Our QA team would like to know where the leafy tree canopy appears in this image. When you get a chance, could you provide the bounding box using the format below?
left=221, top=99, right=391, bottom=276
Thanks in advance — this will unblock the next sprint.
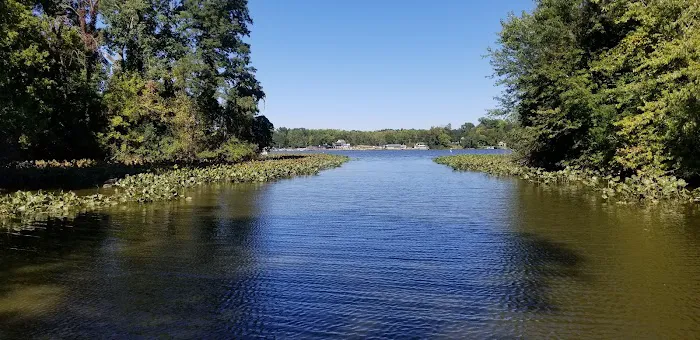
left=0, top=0, right=271, bottom=163
left=490, top=0, right=700, bottom=181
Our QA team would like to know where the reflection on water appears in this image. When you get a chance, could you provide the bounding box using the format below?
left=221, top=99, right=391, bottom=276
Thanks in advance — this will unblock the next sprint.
left=1, top=150, right=700, bottom=338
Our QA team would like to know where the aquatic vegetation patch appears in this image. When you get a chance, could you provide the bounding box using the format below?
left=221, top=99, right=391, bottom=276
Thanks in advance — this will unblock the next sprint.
left=0, top=154, right=348, bottom=228
left=0, top=160, right=158, bottom=191
left=435, top=154, right=699, bottom=204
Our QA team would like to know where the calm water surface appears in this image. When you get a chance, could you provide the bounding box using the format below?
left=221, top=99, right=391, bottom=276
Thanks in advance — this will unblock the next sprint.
left=2, top=150, right=700, bottom=338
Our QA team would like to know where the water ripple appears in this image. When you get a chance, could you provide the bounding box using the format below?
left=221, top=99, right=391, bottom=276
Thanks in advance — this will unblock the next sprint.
left=1, top=150, right=700, bottom=338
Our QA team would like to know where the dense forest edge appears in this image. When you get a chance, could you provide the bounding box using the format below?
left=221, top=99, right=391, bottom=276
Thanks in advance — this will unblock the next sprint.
left=271, top=118, right=513, bottom=150
left=437, top=0, right=700, bottom=203
left=485, top=0, right=700, bottom=187
left=1, top=0, right=273, bottom=165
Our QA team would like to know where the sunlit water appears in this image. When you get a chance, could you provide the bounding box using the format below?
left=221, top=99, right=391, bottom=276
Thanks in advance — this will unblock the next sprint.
left=2, top=150, right=700, bottom=338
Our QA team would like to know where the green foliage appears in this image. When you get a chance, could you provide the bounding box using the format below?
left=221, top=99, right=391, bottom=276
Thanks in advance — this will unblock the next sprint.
left=0, top=154, right=349, bottom=228
left=598, top=0, right=700, bottom=179
left=459, top=118, right=515, bottom=148
left=435, top=154, right=522, bottom=176
left=0, top=0, right=270, bottom=164
left=251, top=115, right=275, bottom=151
left=100, top=72, right=204, bottom=163
left=0, top=0, right=103, bottom=162
left=196, top=139, right=257, bottom=164
left=435, top=154, right=698, bottom=204
left=491, top=0, right=700, bottom=183
left=272, top=119, right=513, bottom=149
left=437, top=132, right=452, bottom=148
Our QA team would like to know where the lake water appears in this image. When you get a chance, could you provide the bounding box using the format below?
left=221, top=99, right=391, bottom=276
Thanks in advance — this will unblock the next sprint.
left=2, top=150, right=700, bottom=338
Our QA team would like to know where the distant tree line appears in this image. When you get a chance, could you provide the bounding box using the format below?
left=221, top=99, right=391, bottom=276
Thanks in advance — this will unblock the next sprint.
left=491, top=0, right=700, bottom=181
left=272, top=118, right=514, bottom=149
left=0, top=0, right=272, bottom=164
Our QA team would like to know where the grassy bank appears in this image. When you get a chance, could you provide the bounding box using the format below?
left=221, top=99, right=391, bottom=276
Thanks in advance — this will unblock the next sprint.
left=435, top=154, right=699, bottom=204
left=0, top=154, right=348, bottom=229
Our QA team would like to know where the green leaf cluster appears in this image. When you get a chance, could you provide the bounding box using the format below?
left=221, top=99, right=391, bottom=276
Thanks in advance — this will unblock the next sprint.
left=491, top=0, right=700, bottom=182
left=0, top=0, right=273, bottom=164
left=436, top=154, right=698, bottom=203
left=0, top=154, right=349, bottom=228
left=0, top=0, right=103, bottom=161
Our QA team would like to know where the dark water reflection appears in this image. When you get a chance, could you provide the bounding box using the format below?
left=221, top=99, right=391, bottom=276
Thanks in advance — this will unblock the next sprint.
left=1, top=150, right=700, bottom=338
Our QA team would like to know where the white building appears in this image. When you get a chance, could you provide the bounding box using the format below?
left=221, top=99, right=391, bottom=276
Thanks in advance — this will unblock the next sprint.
left=333, top=139, right=351, bottom=149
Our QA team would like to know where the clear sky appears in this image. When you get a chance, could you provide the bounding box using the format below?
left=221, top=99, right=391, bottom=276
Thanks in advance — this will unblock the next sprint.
left=248, top=0, right=533, bottom=131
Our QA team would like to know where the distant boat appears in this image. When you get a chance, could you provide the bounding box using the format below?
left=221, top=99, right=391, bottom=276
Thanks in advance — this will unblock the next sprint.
left=414, top=143, right=429, bottom=150
left=449, top=149, right=453, bottom=153
left=383, top=144, right=407, bottom=150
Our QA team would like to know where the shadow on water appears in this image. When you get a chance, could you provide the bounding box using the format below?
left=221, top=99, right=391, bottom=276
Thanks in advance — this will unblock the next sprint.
left=0, top=184, right=269, bottom=338
left=0, top=213, right=112, bottom=338
left=499, top=232, right=587, bottom=314
left=491, top=180, right=595, bottom=317
left=0, top=213, right=111, bottom=254
left=4, top=152, right=700, bottom=338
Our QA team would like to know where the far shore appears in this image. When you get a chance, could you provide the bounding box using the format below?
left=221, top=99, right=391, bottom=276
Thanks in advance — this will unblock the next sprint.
left=272, top=146, right=509, bottom=152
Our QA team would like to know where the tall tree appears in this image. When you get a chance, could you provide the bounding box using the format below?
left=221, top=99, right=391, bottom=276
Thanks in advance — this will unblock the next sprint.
left=490, top=0, right=700, bottom=181
left=98, top=0, right=271, bottom=161
left=178, top=0, right=265, bottom=141
left=0, top=0, right=103, bottom=161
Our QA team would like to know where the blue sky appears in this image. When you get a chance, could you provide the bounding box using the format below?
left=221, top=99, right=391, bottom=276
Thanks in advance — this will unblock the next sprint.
left=248, top=0, right=533, bottom=131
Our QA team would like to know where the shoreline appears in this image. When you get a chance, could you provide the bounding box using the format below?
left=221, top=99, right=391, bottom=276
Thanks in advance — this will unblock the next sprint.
left=0, top=154, right=349, bottom=229
left=272, top=147, right=509, bottom=152
left=435, top=154, right=699, bottom=204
